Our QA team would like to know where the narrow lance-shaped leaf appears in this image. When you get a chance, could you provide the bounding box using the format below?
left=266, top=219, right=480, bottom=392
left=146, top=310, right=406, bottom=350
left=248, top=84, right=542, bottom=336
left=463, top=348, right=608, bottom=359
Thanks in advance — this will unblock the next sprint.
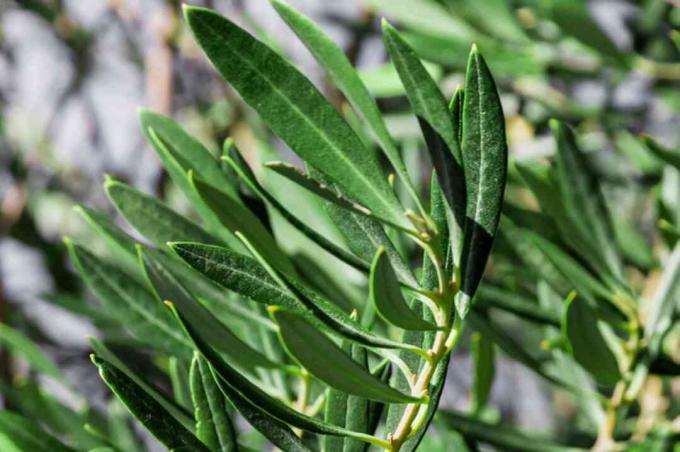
left=190, top=354, right=238, bottom=452
left=222, top=149, right=370, bottom=272
left=471, top=332, right=495, bottom=412
left=204, top=363, right=313, bottom=452
left=171, top=240, right=427, bottom=354
left=551, top=119, right=623, bottom=280
left=645, top=242, right=680, bottom=339
left=369, top=247, right=438, bottom=331
left=641, top=134, right=680, bottom=171
left=308, top=165, right=418, bottom=287
left=139, top=109, right=236, bottom=195
left=89, top=338, right=196, bottom=431
left=264, top=162, right=376, bottom=222
left=439, top=409, right=580, bottom=452
left=189, top=172, right=296, bottom=274
left=562, top=294, right=621, bottom=386
left=0, top=411, right=76, bottom=452
left=458, top=45, right=508, bottom=318
left=184, top=6, right=407, bottom=228
left=65, top=240, right=191, bottom=354
left=271, top=308, right=421, bottom=403
left=105, top=179, right=219, bottom=247
left=91, top=355, right=210, bottom=452
left=139, top=247, right=278, bottom=371
left=323, top=340, right=351, bottom=452
left=168, top=303, right=391, bottom=449
left=0, top=323, right=64, bottom=383
left=145, top=128, right=244, bottom=250
left=344, top=345, right=371, bottom=452
left=271, top=0, right=424, bottom=215
left=382, top=21, right=465, bottom=246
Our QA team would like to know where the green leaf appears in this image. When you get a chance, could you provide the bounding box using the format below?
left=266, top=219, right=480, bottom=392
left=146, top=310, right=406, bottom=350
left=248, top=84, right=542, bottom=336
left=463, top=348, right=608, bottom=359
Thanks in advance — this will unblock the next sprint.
left=271, top=0, right=423, bottom=214
left=321, top=340, right=373, bottom=452
left=204, top=364, right=312, bottom=452
left=105, top=179, right=218, bottom=247
left=563, top=294, right=621, bottom=386
left=170, top=241, right=425, bottom=354
left=272, top=308, right=420, bottom=403
left=139, top=247, right=278, bottom=371
left=549, top=0, right=628, bottom=68
left=438, top=409, right=581, bottom=452
left=359, top=62, right=442, bottom=98
left=264, top=161, right=399, bottom=228
left=66, top=240, right=191, bottom=354
left=471, top=332, right=495, bottom=412
left=458, top=46, right=508, bottom=317
left=0, top=323, right=63, bottom=382
left=382, top=22, right=465, bottom=246
left=468, top=311, right=561, bottom=386
left=344, top=345, right=371, bottom=452
left=323, top=204, right=416, bottom=287
left=89, top=338, right=195, bottom=431
left=139, top=109, right=235, bottom=195
left=551, top=120, right=623, bottom=280
left=526, top=231, right=614, bottom=303
left=369, top=247, right=437, bottom=330
left=644, top=243, right=680, bottom=340
left=641, top=134, right=680, bottom=171
left=476, top=285, right=561, bottom=327
left=91, top=355, right=209, bottom=452
left=0, top=411, right=75, bottom=452
left=144, top=127, right=243, bottom=250
left=170, top=303, right=390, bottom=449
left=184, top=6, right=406, bottom=227
left=612, top=216, right=656, bottom=271
left=366, top=0, right=478, bottom=42
left=222, top=149, right=370, bottom=273
left=446, top=0, right=528, bottom=44
left=322, top=340, right=350, bottom=452
left=190, top=354, right=238, bottom=452
left=189, top=172, right=295, bottom=274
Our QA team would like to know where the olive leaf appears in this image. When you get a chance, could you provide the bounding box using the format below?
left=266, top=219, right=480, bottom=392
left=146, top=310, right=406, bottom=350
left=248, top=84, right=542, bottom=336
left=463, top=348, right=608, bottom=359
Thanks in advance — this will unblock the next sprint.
left=457, top=46, right=508, bottom=318
left=184, top=6, right=407, bottom=228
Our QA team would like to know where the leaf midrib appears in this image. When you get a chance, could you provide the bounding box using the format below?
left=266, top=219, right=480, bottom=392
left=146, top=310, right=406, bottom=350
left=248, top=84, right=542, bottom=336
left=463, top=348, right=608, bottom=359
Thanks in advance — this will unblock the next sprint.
left=194, top=12, right=398, bottom=222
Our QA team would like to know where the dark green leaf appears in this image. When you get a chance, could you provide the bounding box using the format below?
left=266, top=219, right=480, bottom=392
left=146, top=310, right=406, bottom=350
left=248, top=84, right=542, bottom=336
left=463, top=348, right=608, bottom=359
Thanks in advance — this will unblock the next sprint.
left=190, top=354, right=238, bottom=452
left=471, top=332, right=495, bottom=412
left=0, top=323, right=63, bottom=382
left=271, top=0, right=423, bottom=213
left=382, top=22, right=465, bottom=248
left=170, top=304, right=390, bottom=449
left=369, top=247, right=437, bottom=330
left=189, top=173, right=294, bottom=274
left=563, top=294, right=621, bottom=386
left=476, top=285, right=561, bottom=327
left=91, top=355, right=209, bottom=452
left=139, top=247, right=278, bottom=371
left=641, top=134, right=680, bottom=171
left=644, top=243, right=680, bottom=340
left=184, top=6, right=406, bottom=227
left=222, top=149, right=370, bottom=273
left=89, top=338, right=195, bottom=431
left=66, top=240, right=191, bottom=354
left=458, top=46, right=508, bottom=317
left=105, top=179, right=218, bottom=247
left=549, top=0, right=628, bottom=68
left=272, top=308, right=420, bottom=403
left=170, top=242, right=426, bottom=354
left=438, top=409, right=581, bottom=452
left=0, top=411, right=75, bottom=452
left=205, top=364, right=312, bottom=452
left=552, top=120, right=623, bottom=280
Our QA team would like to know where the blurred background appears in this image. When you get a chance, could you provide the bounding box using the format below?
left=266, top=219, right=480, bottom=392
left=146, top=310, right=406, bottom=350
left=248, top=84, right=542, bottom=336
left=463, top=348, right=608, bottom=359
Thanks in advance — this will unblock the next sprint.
left=1, top=0, right=679, bottom=449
